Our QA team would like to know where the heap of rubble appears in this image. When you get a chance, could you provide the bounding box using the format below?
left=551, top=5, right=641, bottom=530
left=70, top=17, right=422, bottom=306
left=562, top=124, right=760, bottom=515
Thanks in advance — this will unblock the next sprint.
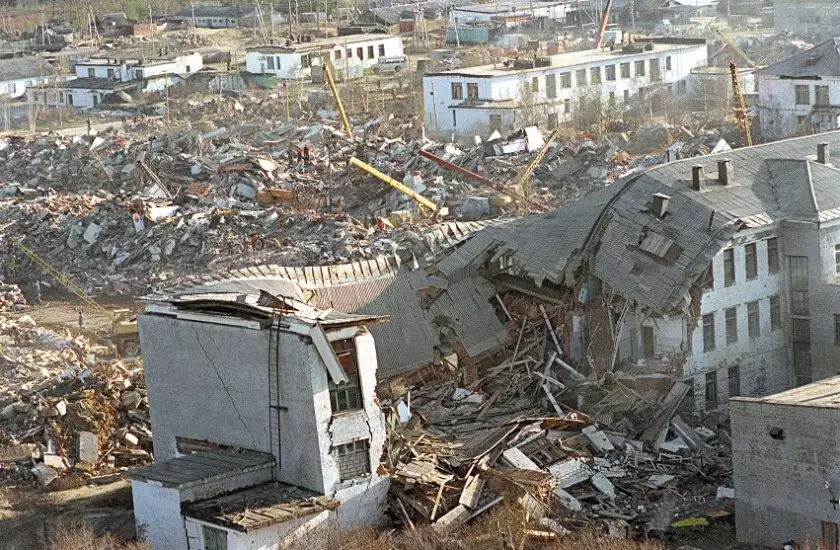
left=0, top=314, right=151, bottom=488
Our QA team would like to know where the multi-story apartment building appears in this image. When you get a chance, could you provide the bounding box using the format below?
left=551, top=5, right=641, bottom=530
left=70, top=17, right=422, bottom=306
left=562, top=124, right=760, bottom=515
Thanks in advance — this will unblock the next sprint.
left=422, top=37, right=708, bottom=139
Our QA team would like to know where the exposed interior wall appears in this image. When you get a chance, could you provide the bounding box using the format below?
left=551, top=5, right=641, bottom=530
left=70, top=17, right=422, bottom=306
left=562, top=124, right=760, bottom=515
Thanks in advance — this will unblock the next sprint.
left=132, top=480, right=188, bottom=550
left=184, top=511, right=335, bottom=550
left=731, top=398, right=840, bottom=547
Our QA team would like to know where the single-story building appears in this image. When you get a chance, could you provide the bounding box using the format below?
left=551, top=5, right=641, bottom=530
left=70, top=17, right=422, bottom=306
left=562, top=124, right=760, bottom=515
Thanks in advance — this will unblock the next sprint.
left=27, top=77, right=137, bottom=109
left=170, top=5, right=284, bottom=28
left=0, top=57, right=72, bottom=99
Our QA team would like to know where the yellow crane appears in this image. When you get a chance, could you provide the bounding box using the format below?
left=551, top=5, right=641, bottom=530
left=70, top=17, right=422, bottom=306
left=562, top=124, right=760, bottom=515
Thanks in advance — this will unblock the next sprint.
left=348, top=156, right=440, bottom=215
left=715, top=29, right=755, bottom=69
left=6, top=235, right=141, bottom=356
left=515, top=130, right=559, bottom=213
left=323, top=63, right=353, bottom=140
left=730, top=63, right=753, bottom=147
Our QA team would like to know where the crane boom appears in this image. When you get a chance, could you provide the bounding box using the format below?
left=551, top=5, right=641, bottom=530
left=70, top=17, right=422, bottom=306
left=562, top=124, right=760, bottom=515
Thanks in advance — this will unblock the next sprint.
left=323, top=63, right=353, bottom=140
left=349, top=156, right=438, bottom=214
left=594, top=0, right=614, bottom=50
left=715, top=29, right=755, bottom=69
left=730, top=63, right=753, bottom=147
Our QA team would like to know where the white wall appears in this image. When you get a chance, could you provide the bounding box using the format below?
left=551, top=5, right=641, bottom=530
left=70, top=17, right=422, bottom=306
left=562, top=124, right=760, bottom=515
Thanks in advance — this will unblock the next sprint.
left=28, top=85, right=116, bottom=109
left=184, top=511, right=335, bottom=550
left=246, top=36, right=404, bottom=80
left=132, top=480, right=189, bottom=550
left=759, top=75, right=840, bottom=140
left=74, top=53, right=202, bottom=82
left=0, top=74, right=71, bottom=99
left=423, top=43, right=708, bottom=138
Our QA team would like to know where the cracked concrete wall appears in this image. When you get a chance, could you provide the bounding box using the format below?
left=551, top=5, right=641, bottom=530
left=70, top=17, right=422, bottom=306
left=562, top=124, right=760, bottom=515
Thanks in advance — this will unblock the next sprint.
left=139, top=314, right=273, bottom=461
left=131, top=480, right=188, bottom=550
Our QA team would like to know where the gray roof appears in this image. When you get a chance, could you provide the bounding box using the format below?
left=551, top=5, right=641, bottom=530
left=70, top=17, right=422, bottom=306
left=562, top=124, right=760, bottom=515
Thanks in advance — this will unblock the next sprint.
left=126, top=449, right=274, bottom=488
left=732, top=375, right=840, bottom=409
left=184, top=482, right=336, bottom=532
left=438, top=131, right=840, bottom=313
left=0, top=57, right=54, bottom=82
left=756, top=38, right=840, bottom=78
left=61, top=77, right=135, bottom=90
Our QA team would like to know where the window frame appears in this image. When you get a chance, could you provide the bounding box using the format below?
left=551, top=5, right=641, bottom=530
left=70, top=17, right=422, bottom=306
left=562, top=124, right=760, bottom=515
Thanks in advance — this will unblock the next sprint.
left=590, top=66, right=601, bottom=84
left=451, top=82, right=463, bottom=100
left=770, top=295, right=782, bottom=331
left=702, top=313, right=715, bottom=352
left=335, top=439, right=370, bottom=481
left=723, top=248, right=735, bottom=287
left=328, top=339, right=363, bottom=414
left=605, top=64, right=616, bottom=81
left=575, top=68, right=586, bottom=87
left=834, top=314, right=840, bottom=346
left=728, top=365, right=740, bottom=398
left=560, top=72, right=571, bottom=88
left=620, top=62, right=630, bottom=78
left=767, top=237, right=779, bottom=274
left=665, top=56, right=672, bottom=71
left=466, top=83, right=479, bottom=100
left=203, top=525, right=229, bottom=550
left=705, top=371, right=717, bottom=409
left=795, top=84, right=810, bottom=105
left=745, top=243, right=757, bottom=281
left=747, top=301, right=760, bottom=339
left=725, top=307, right=737, bottom=344
left=634, top=60, right=646, bottom=77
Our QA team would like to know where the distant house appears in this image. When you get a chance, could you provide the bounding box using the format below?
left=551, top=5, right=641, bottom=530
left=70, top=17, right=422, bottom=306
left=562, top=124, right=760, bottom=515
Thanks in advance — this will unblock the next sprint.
left=171, top=5, right=283, bottom=28
left=72, top=52, right=203, bottom=82
left=775, top=0, right=840, bottom=41
left=27, top=78, right=136, bottom=109
left=0, top=57, right=71, bottom=99
left=756, top=37, right=840, bottom=140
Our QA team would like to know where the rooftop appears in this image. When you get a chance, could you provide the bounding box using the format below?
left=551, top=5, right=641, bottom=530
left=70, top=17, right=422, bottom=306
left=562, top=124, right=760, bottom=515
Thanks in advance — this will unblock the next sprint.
left=183, top=482, right=337, bottom=532
left=246, top=32, right=394, bottom=54
left=732, top=376, right=840, bottom=408
left=425, top=39, right=706, bottom=78
left=454, top=0, right=568, bottom=13
left=126, top=449, right=274, bottom=488
left=59, top=77, right=136, bottom=90
left=756, top=37, right=840, bottom=78
left=0, top=57, right=57, bottom=81
left=173, top=5, right=258, bottom=18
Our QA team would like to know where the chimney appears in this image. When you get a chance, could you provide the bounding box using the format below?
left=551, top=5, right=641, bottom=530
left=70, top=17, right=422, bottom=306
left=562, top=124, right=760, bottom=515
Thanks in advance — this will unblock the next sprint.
left=692, top=165, right=705, bottom=191
left=718, top=159, right=732, bottom=185
left=651, top=193, right=671, bottom=219
left=818, top=142, right=830, bottom=164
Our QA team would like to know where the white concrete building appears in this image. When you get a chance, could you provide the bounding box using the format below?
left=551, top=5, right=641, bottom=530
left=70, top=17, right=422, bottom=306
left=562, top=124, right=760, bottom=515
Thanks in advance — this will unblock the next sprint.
left=73, top=51, right=203, bottom=82
left=453, top=0, right=569, bottom=23
left=757, top=38, right=840, bottom=141
left=0, top=57, right=72, bottom=99
left=129, top=290, right=389, bottom=550
left=27, top=78, right=136, bottom=109
left=245, top=34, right=403, bottom=80
left=422, top=38, right=708, bottom=139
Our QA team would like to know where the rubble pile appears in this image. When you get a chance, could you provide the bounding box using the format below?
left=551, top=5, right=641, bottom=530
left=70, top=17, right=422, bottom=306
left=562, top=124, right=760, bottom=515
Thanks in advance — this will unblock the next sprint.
left=0, top=315, right=150, bottom=488
left=382, top=297, right=732, bottom=539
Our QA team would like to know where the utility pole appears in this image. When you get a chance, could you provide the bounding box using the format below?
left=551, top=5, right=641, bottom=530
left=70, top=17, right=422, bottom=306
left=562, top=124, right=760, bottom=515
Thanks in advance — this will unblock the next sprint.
left=287, top=0, right=294, bottom=36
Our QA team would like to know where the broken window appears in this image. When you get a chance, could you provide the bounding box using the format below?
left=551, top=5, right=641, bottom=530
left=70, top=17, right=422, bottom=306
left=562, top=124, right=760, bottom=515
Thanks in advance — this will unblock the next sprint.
left=575, top=68, right=586, bottom=87
left=835, top=314, right=840, bottom=345
left=335, top=439, right=370, bottom=480
left=467, top=83, right=478, bottom=100
left=745, top=243, right=757, bottom=280
left=620, top=62, right=630, bottom=78
left=816, top=85, right=830, bottom=106
left=766, top=237, right=779, bottom=274
left=451, top=83, right=463, bottom=100
left=792, top=318, right=812, bottom=385
left=560, top=72, right=571, bottom=88
left=770, top=295, right=782, bottom=331
left=704, top=371, right=717, bottom=409
left=795, top=85, right=810, bottom=105
left=702, top=313, right=715, bottom=352
left=329, top=339, right=362, bottom=413
left=605, top=64, right=616, bottom=81
left=728, top=365, right=740, bottom=398
left=634, top=60, right=645, bottom=77
left=789, top=256, right=809, bottom=315
left=747, top=301, right=760, bottom=338
left=203, top=525, right=228, bottom=550
left=546, top=74, right=556, bottom=98
left=723, top=248, right=735, bottom=287
left=489, top=114, right=502, bottom=131
left=590, top=66, right=601, bottom=84
left=725, top=307, right=737, bottom=344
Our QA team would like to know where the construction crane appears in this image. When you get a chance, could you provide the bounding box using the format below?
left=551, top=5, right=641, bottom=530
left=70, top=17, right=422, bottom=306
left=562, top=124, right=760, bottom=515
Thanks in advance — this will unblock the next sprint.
left=715, top=29, right=755, bottom=69
left=323, top=63, right=353, bottom=140
left=515, top=130, right=559, bottom=212
left=729, top=63, right=753, bottom=147
left=348, top=156, right=441, bottom=216
left=594, top=0, right=614, bottom=50
left=5, top=234, right=141, bottom=356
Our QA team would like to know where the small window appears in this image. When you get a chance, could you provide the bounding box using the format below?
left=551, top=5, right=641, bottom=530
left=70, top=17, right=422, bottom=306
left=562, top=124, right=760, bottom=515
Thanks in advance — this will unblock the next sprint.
left=346, top=48, right=352, bottom=58
left=723, top=248, right=735, bottom=287
left=328, top=339, right=362, bottom=413
left=266, top=56, right=275, bottom=70
left=367, top=45, right=374, bottom=59
left=335, top=49, right=342, bottom=60
left=623, top=89, right=629, bottom=103
left=665, top=56, right=672, bottom=71
left=546, top=74, right=556, bottom=99
left=790, top=256, right=810, bottom=315
left=608, top=91, right=615, bottom=105
left=770, top=295, right=782, bottom=331
left=203, top=525, right=228, bottom=550
left=620, top=62, right=630, bottom=78
left=728, top=365, right=740, bottom=398
left=531, top=76, right=539, bottom=94
left=451, top=83, right=463, bottom=100
left=378, top=44, right=385, bottom=57
left=67, top=93, right=73, bottom=106
left=795, top=85, right=810, bottom=105
left=816, top=85, right=830, bottom=106
left=590, top=66, right=601, bottom=84
left=835, top=244, right=840, bottom=282
left=725, top=307, right=737, bottom=344
left=87, top=67, right=95, bottom=78
left=560, top=72, right=571, bottom=88
left=335, top=439, right=370, bottom=480
left=301, top=54, right=310, bottom=68
left=745, top=243, right=757, bottom=280
left=356, top=47, right=363, bottom=59
left=702, top=313, right=715, bottom=352
left=634, top=60, right=646, bottom=76
left=767, top=237, right=779, bottom=274
left=705, top=371, right=717, bottom=409
left=467, top=83, right=478, bottom=100
left=575, top=68, right=586, bottom=86
left=563, top=98, right=570, bottom=114
left=747, top=301, right=760, bottom=338
left=107, top=68, right=115, bottom=78
left=605, top=64, right=616, bottom=81
left=835, top=314, right=840, bottom=345
left=489, top=113, right=502, bottom=131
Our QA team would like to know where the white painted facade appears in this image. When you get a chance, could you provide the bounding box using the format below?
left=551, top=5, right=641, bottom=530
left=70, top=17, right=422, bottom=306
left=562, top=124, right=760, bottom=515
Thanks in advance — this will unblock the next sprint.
left=0, top=74, right=72, bottom=99
left=183, top=512, right=333, bottom=550
left=422, top=40, right=708, bottom=139
left=758, top=75, right=840, bottom=141
left=73, top=52, right=203, bottom=82
left=245, top=35, right=403, bottom=80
